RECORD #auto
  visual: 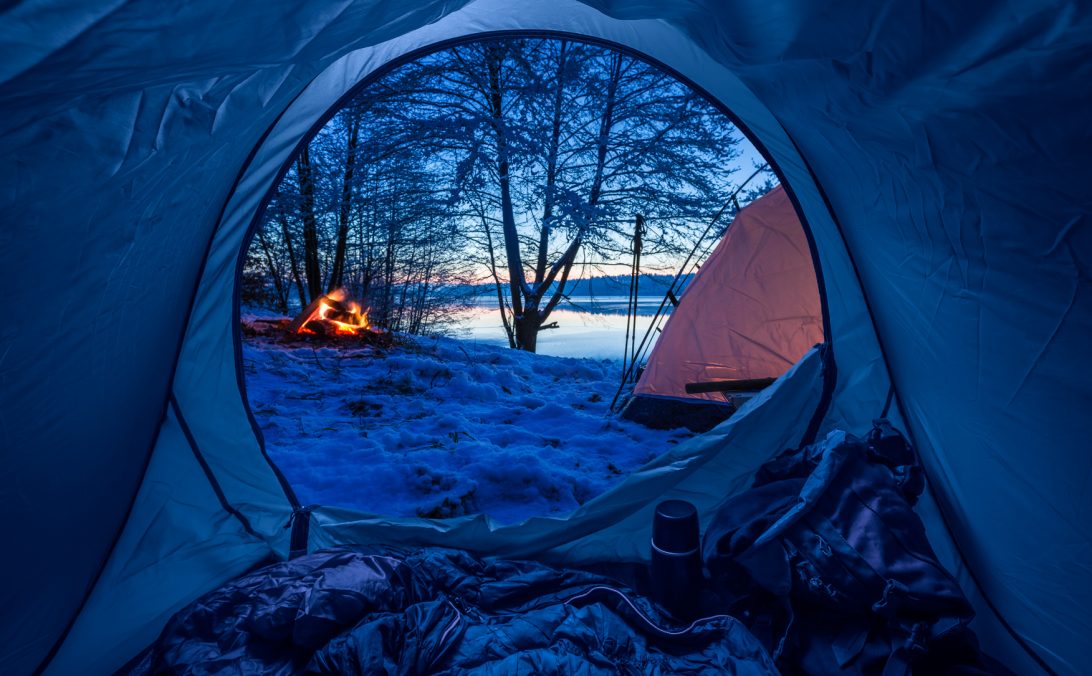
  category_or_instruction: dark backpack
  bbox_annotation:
[703,421,996,675]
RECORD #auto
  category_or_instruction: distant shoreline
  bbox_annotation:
[466,295,672,317]
[452,273,692,299]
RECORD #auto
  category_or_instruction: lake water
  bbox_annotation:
[452,296,670,360]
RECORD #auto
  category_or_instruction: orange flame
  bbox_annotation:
[296,290,372,335]
[326,301,371,334]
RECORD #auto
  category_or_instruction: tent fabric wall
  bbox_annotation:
[45,405,277,675]
[685,5,1092,673]
[1,1,1088,674]
[634,185,825,402]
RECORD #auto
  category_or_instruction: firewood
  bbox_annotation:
[287,294,348,334]
[307,319,339,337]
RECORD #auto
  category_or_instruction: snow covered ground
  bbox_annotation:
[243,327,691,524]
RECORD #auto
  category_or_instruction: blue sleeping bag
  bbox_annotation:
[129,421,994,674]
[127,547,777,674]
[703,421,999,675]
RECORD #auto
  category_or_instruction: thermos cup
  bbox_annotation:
[650,499,702,619]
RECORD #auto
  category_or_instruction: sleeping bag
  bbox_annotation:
[128,420,995,674]
[127,547,777,674]
[703,421,998,675]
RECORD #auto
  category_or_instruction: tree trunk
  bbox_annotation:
[479,209,516,348]
[296,145,323,302]
[535,51,623,330]
[328,115,360,293]
[382,207,397,327]
[278,209,308,310]
[514,309,543,353]
[254,228,289,313]
[534,40,568,286]
[485,44,531,349]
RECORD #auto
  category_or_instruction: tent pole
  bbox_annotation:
[620,214,644,389]
[631,215,643,370]
[621,217,638,377]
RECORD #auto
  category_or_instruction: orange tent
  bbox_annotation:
[625,185,824,428]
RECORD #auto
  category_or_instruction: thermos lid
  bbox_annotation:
[651,500,699,555]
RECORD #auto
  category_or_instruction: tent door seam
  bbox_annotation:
[169,395,261,538]
[32,90,303,674]
[31,400,174,676]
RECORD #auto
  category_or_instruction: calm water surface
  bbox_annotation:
[452,296,670,360]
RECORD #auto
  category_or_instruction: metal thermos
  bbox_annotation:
[650,499,702,619]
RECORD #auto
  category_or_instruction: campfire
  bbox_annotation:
[242,289,396,347]
[288,289,372,337]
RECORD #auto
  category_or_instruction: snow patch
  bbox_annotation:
[244,332,691,524]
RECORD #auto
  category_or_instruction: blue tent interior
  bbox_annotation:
[1,1,1089,673]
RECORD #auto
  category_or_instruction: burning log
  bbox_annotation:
[302,319,351,338]
[287,292,347,334]
[242,289,396,347]
[287,289,372,336]
[246,288,395,347]
[242,317,396,346]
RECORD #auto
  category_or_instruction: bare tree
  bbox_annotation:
[243,38,746,344]
[379,39,742,350]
